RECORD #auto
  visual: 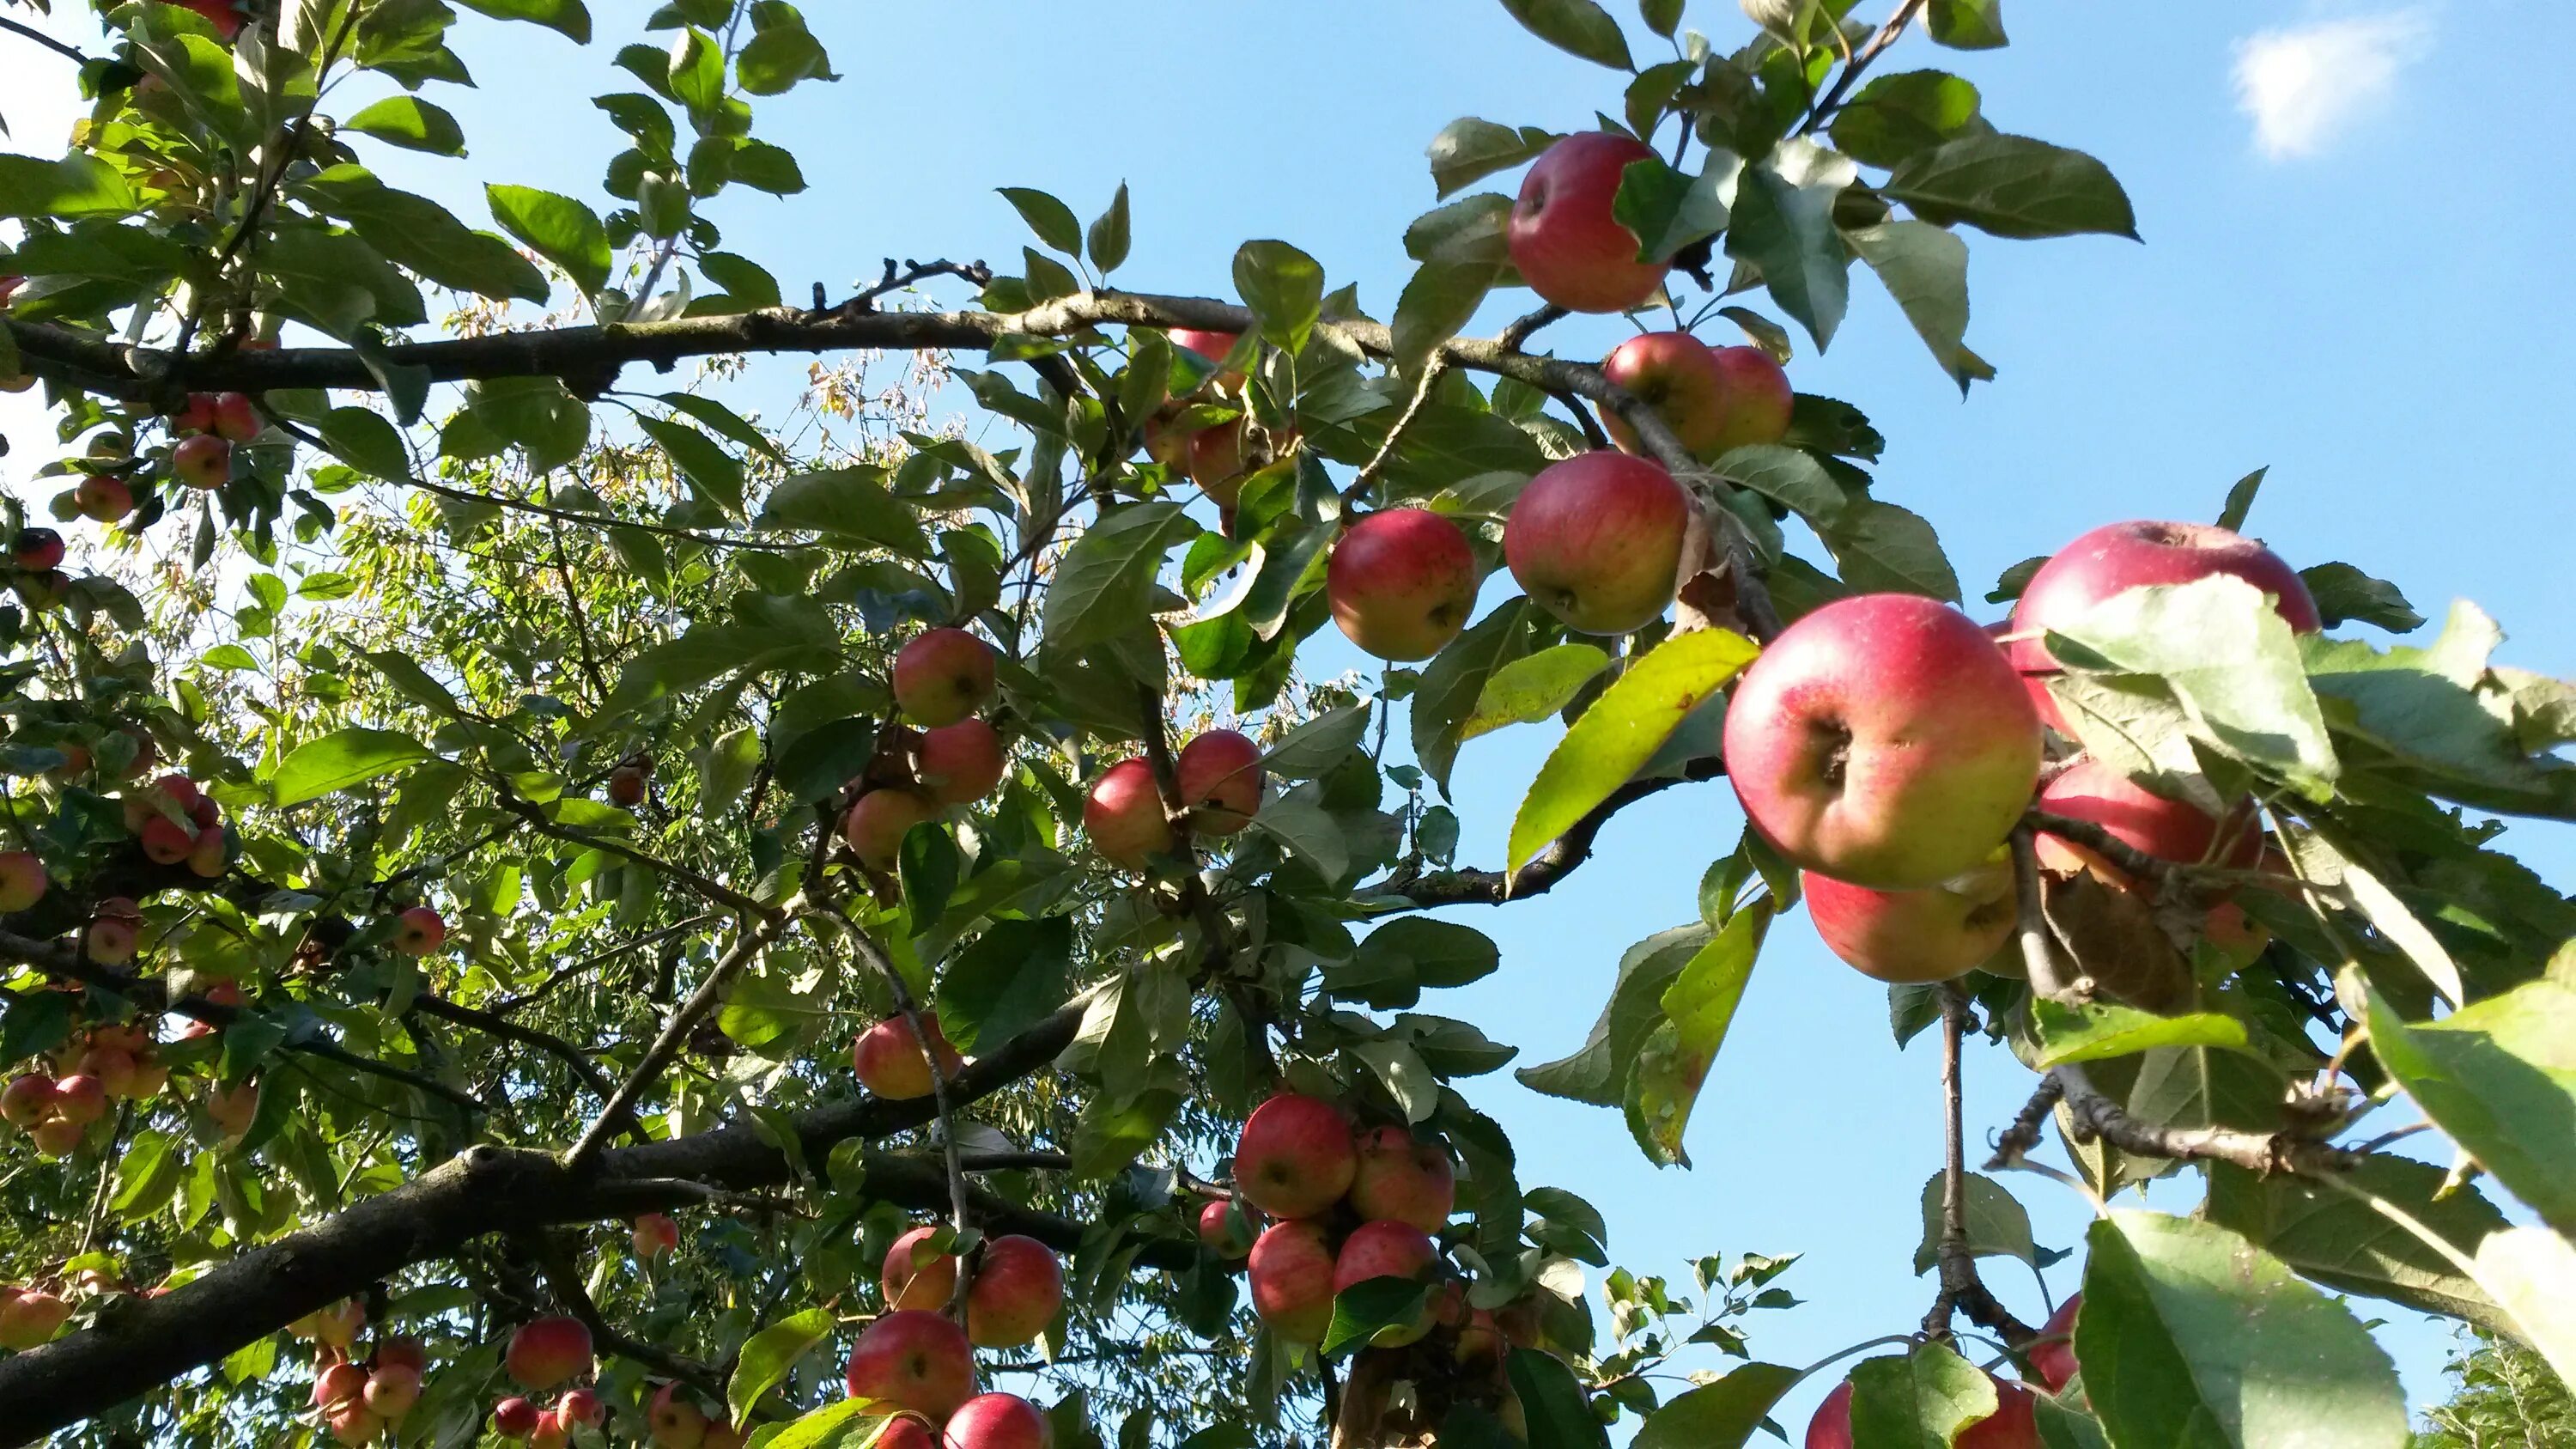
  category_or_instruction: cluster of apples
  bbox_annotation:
[842,628,1010,870]
[312,1337,428,1446]
[168,389,259,492]
[840,1224,1066,1449]
[1080,727,1265,874]
[1139,327,1286,528]
[122,771,231,878]
[1724,521,2313,988]
[0,1019,177,1156]
[1806,1295,2083,1449]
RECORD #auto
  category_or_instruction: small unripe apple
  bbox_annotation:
[1503,452,1691,636]
[503,1314,592,1391]
[0,851,47,912]
[0,1075,55,1128]
[1332,1221,1439,1347]
[10,527,64,571]
[632,1212,681,1260]
[1802,859,2017,984]
[842,788,939,870]
[1348,1125,1456,1232]
[1326,508,1479,661]
[1246,1220,1336,1344]
[1197,1199,1258,1259]
[172,434,232,490]
[851,1013,963,1100]
[1082,758,1176,871]
[893,628,996,728]
[492,1397,543,1439]
[392,905,446,956]
[943,1392,1051,1449]
[917,719,1007,805]
[71,474,134,522]
[1508,132,1666,314]
[1601,333,1794,460]
[844,1309,978,1422]
[1234,1093,1358,1219]
[1175,730,1263,834]
[51,1074,106,1126]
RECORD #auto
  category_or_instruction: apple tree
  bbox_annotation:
[0,1,2569,1447]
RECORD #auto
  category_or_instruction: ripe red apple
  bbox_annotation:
[1802,859,2016,984]
[140,813,197,865]
[882,1224,959,1311]
[529,1409,570,1449]
[944,1392,1051,1449]
[1175,729,1263,834]
[362,1363,422,1418]
[1601,333,1795,460]
[1247,1219,1337,1344]
[2033,759,2258,879]
[1723,593,2043,890]
[207,1079,258,1141]
[1197,1199,1259,1259]
[919,719,1008,805]
[843,789,939,870]
[2029,1293,2081,1392]
[846,1309,978,1421]
[1326,508,1479,661]
[893,628,996,728]
[187,825,230,879]
[1508,132,1666,314]
[609,764,647,807]
[558,1387,605,1428]
[76,1045,137,1099]
[211,393,260,442]
[71,474,134,522]
[493,1397,543,1440]
[393,905,446,956]
[375,1336,428,1374]
[1347,1126,1456,1231]
[11,528,64,572]
[852,1013,963,1099]
[0,1075,54,1129]
[0,1288,70,1349]
[314,1359,371,1409]
[503,1314,592,1391]
[1186,418,1250,502]
[1082,758,1177,871]
[51,1074,106,1126]
[0,851,46,913]
[2007,521,2318,734]
[1234,1093,1357,1219]
[1806,1380,1852,1449]
[632,1212,681,1260]
[649,1382,710,1449]
[1504,452,1691,635]
[172,434,232,490]
[1807,1374,2039,1449]
[1333,1220,1439,1346]
[964,1234,1064,1348]
[1167,329,1241,372]
[175,0,246,41]
[878,1416,939,1449]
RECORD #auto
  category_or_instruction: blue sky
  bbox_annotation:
[8,0,2576,1432]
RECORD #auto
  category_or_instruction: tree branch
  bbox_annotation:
[1392,758,1724,905]
[0,14,88,64]
[2050,1062,2366,1178]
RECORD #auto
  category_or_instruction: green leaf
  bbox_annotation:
[1926,0,2008,49]
[1087,183,1132,273]
[1043,502,1200,651]
[1322,1276,1435,1355]
[1392,259,1504,381]
[997,187,1084,256]
[1232,240,1325,355]
[2203,1156,2518,1336]
[736,22,830,95]
[937,916,1074,1054]
[771,719,877,807]
[1262,702,1373,777]
[757,468,931,556]
[1911,1170,2037,1274]
[728,1306,835,1432]
[485,184,611,295]
[743,1397,884,1449]
[1506,1348,1613,1449]
[345,96,466,155]
[1715,443,1847,527]
[1638,0,1684,37]
[2302,605,2574,817]
[1633,1363,1799,1449]
[1406,193,1516,265]
[1497,0,1636,70]
[1414,600,1537,795]
[199,644,261,673]
[1426,119,1560,200]
[1882,133,2140,240]
[667,27,726,113]
[1846,220,1993,392]
[898,824,958,927]
[2366,974,2576,1237]
[272,728,434,807]
[1724,139,1856,350]
[1849,1342,1997,1448]
[111,1129,184,1221]
[1461,643,1609,743]
[637,416,746,516]
[1829,70,1990,170]
[1629,902,1770,1166]
[361,650,464,716]
[319,407,412,480]
[2031,1000,2251,1067]
[2216,466,2265,532]
[2299,562,2423,633]
[1353,1039,1440,1123]
[1508,629,1759,874]
[1250,788,1349,882]
[2464,1226,2576,1387]
[1611,150,1740,264]
[0,152,137,219]
[451,0,592,41]
[1358,918,1502,991]
[1518,924,1709,1105]
[2079,1210,2408,1449]
[299,165,548,302]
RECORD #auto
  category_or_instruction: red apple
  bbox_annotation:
[0,851,46,912]
[362,1363,421,1418]
[1326,508,1479,661]
[852,1013,963,1100]
[11,528,64,572]
[882,1223,959,1311]
[845,1309,978,1421]
[207,1079,258,1141]
[1197,1199,1258,1259]
[71,474,135,522]
[314,1360,371,1409]
[2033,759,2258,879]
[842,789,939,870]
[1347,1126,1456,1231]
[702,1423,747,1449]
[140,813,198,865]
[187,825,230,879]
[2029,1293,2081,1392]
[1247,1219,1337,1344]
[1082,758,1177,871]
[1508,132,1666,314]
[632,1212,681,1260]
[0,1289,70,1349]
[2007,521,2318,734]
[30,1117,84,1157]
[493,1398,543,1439]
[558,1387,605,1428]
[649,1383,709,1449]
[1186,418,1250,503]
[1723,593,2042,890]
[1175,729,1263,834]
[944,1392,1051,1449]
[393,905,446,956]
[1959,1381,2042,1449]
[879,1416,939,1449]
[1166,329,1241,373]
[51,1074,106,1126]
[1806,1380,1852,1449]
[1504,452,1690,635]
[530,1409,569,1449]
[1233,1093,1357,1219]
[172,434,231,490]
[375,1336,428,1374]
[893,628,996,728]
[0,1075,54,1128]
[1601,334,1795,460]
[964,1234,1064,1348]
[86,910,139,965]
[175,1,246,42]
[503,1314,592,1391]
[1802,859,2016,984]
[211,393,260,442]
[919,719,1007,805]
[76,1045,137,1099]
[609,765,647,807]
[1332,1220,1439,1346]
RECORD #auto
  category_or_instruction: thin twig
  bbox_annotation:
[0,15,87,64]
[2051,1062,2365,1177]
[1797,0,1930,137]
[489,916,715,1014]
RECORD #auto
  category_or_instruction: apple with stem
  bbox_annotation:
[1601,332,1795,459]
[845,1309,978,1421]
[1174,729,1263,834]
[894,628,996,728]
[1802,858,2017,984]
[1083,758,1176,871]
[1504,451,1691,636]
[1326,508,1479,662]
[1508,132,1666,314]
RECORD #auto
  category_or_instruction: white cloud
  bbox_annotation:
[2232,10,2432,161]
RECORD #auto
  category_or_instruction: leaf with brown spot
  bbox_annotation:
[2041,869,2195,1014]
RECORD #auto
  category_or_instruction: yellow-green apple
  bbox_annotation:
[918,719,1007,805]
[0,1075,53,1128]
[0,851,46,912]
[1247,1220,1337,1344]
[963,1234,1063,1348]
[2029,1294,2081,1392]
[1197,1200,1259,1259]
[30,1116,84,1156]
[11,528,63,571]
[492,1397,543,1440]
[882,1224,958,1311]
[852,1013,963,1099]
[72,474,134,522]
[1175,729,1263,834]
[943,1392,1050,1449]
[1082,758,1176,871]
[503,1315,592,1391]
[1801,858,2015,984]
[1601,333,1795,459]
[173,435,231,490]
[0,1288,70,1349]
[1723,593,2042,889]
[294,1299,366,1349]
[846,1309,978,1420]
[362,1363,421,1418]
[893,628,996,728]
[843,788,939,870]
[649,1383,709,1449]
[2007,521,2318,733]
[1233,1093,1357,1218]
[207,1078,258,1141]
[557,1387,605,1428]
[1503,452,1690,635]
[1326,508,1479,661]
[1347,1126,1456,1231]
[632,1212,681,1259]
[392,905,446,956]
[1332,1221,1439,1346]
[2034,759,2257,878]
[1508,133,1665,314]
